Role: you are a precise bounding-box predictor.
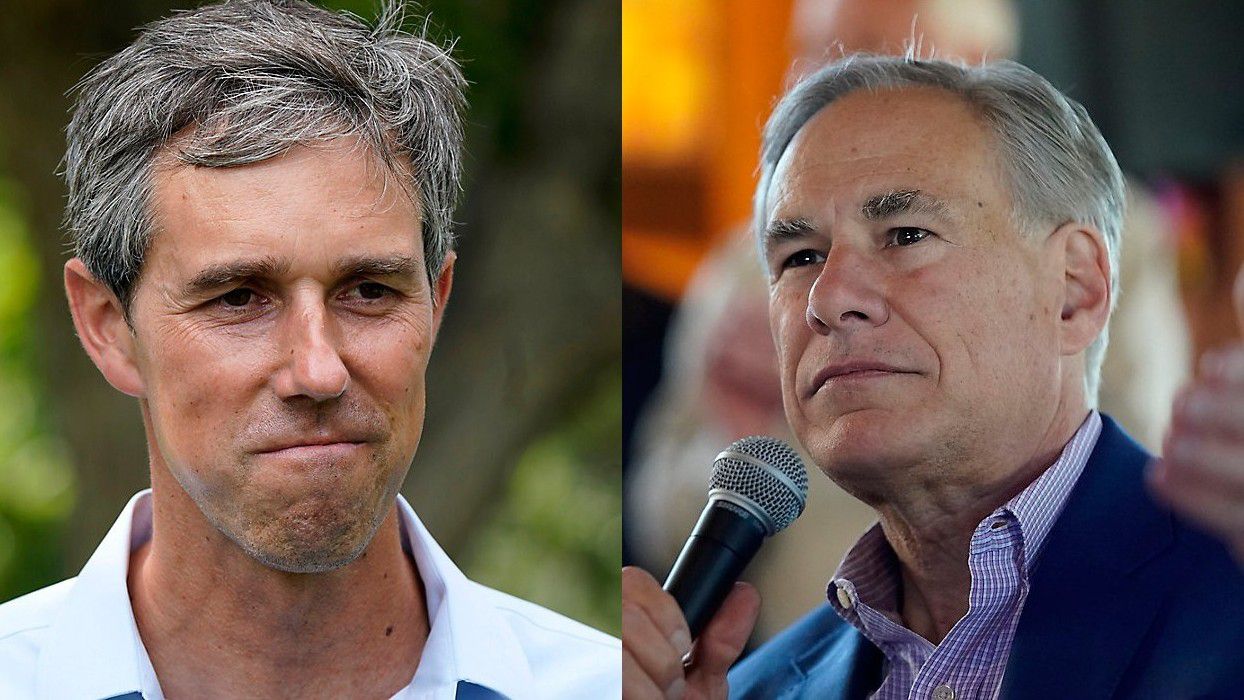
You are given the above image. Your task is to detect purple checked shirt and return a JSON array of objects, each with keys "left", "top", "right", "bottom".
[{"left": 827, "top": 411, "right": 1103, "bottom": 700}]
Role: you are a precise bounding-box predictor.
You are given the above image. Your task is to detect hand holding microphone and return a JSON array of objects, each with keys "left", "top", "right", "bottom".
[{"left": 622, "top": 437, "right": 808, "bottom": 699}]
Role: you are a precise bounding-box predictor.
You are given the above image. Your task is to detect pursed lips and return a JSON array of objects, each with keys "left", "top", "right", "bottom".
[
  {"left": 807, "top": 360, "right": 916, "bottom": 397},
  {"left": 255, "top": 435, "right": 370, "bottom": 455}
]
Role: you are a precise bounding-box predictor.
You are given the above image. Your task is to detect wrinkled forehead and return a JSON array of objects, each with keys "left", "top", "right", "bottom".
[{"left": 763, "top": 87, "right": 1010, "bottom": 224}]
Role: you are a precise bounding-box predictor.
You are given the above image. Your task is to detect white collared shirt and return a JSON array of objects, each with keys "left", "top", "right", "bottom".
[{"left": 0, "top": 491, "right": 620, "bottom": 699}]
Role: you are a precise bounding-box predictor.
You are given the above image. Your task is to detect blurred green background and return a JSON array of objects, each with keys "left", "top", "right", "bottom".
[{"left": 0, "top": 0, "right": 620, "bottom": 635}]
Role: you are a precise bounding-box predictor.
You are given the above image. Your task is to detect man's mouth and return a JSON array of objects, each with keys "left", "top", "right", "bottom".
[
  {"left": 256, "top": 442, "right": 366, "bottom": 459},
  {"left": 808, "top": 360, "right": 915, "bottom": 396}
]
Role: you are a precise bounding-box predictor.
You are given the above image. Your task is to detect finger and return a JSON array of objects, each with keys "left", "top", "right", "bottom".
[
  {"left": 686, "top": 582, "right": 761, "bottom": 694},
  {"left": 1200, "top": 345, "right": 1244, "bottom": 388},
  {"left": 1172, "top": 385, "right": 1244, "bottom": 443},
  {"left": 1163, "top": 434, "right": 1244, "bottom": 500},
  {"left": 622, "top": 600, "right": 688, "bottom": 694},
  {"left": 1149, "top": 458, "right": 1244, "bottom": 542},
  {"left": 624, "top": 647, "right": 675, "bottom": 700},
  {"left": 622, "top": 567, "right": 693, "bottom": 659}
]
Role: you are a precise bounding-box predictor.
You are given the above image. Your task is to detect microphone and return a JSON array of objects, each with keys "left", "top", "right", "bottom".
[{"left": 662, "top": 436, "right": 808, "bottom": 639}]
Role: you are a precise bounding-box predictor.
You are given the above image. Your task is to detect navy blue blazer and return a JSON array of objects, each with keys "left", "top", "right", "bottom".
[{"left": 728, "top": 415, "right": 1244, "bottom": 699}]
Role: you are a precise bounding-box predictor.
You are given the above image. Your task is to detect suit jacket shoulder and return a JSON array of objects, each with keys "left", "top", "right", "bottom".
[
  {"left": 727, "top": 415, "right": 1244, "bottom": 699},
  {"left": 1003, "top": 414, "right": 1244, "bottom": 699}
]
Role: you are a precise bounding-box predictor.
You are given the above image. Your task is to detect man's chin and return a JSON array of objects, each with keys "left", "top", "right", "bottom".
[
  {"left": 245, "top": 539, "right": 369, "bottom": 574},
  {"left": 226, "top": 496, "right": 391, "bottom": 574},
  {"left": 232, "top": 521, "right": 375, "bottom": 574},
  {"left": 800, "top": 409, "right": 924, "bottom": 476},
  {"left": 802, "top": 405, "right": 894, "bottom": 448}
]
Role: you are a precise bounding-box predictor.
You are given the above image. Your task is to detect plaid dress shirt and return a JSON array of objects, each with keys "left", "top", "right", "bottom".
[{"left": 828, "top": 411, "right": 1102, "bottom": 700}]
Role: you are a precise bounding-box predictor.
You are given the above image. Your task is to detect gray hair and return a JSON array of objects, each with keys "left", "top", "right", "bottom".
[
  {"left": 755, "top": 55, "right": 1125, "bottom": 404},
  {"left": 63, "top": 0, "right": 466, "bottom": 312}
]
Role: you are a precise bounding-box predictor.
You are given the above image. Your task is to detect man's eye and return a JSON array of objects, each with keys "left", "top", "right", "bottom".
[
  {"left": 353, "top": 282, "right": 393, "bottom": 301},
  {"left": 781, "top": 249, "right": 826, "bottom": 269},
  {"left": 219, "top": 288, "right": 256, "bottom": 308},
  {"left": 886, "top": 227, "right": 932, "bottom": 247}
]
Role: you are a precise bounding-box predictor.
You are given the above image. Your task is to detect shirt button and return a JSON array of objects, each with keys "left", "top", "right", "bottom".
[
  {"left": 932, "top": 684, "right": 955, "bottom": 700},
  {"left": 835, "top": 582, "right": 854, "bottom": 609},
  {"left": 990, "top": 519, "right": 1007, "bottom": 530}
]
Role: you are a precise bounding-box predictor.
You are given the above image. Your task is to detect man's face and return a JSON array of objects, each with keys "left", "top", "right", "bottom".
[
  {"left": 127, "top": 140, "right": 449, "bottom": 573},
  {"left": 762, "top": 88, "right": 1065, "bottom": 498}
]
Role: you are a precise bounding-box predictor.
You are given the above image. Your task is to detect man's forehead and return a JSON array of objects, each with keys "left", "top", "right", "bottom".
[
  {"left": 765, "top": 161, "right": 966, "bottom": 230},
  {"left": 146, "top": 142, "right": 422, "bottom": 262},
  {"left": 765, "top": 88, "right": 999, "bottom": 221}
]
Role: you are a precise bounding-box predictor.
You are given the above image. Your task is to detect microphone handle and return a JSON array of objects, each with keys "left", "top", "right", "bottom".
[{"left": 662, "top": 499, "right": 766, "bottom": 639}]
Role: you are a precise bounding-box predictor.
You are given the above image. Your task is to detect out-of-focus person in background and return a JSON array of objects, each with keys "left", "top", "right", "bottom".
[
  {"left": 625, "top": 0, "right": 1192, "bottom": 643},
  {"left": 0, "top": 0, "right": 621, "bottom": 697}
]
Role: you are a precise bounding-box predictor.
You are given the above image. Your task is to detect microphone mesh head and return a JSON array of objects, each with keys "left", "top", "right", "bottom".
[{"left": 710, "top": 436, "right": 808, "bottom": 534}]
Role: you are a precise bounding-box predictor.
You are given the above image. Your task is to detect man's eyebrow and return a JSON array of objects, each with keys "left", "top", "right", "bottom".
[
  {"left": 764, "top": 217, "right": 817, "bottom": 245},
  {"left": 330, "top": 254, "right": 421, "bottom": 280},
  {"left": 183, "top": 257, "right": 291, "bottom": 296},
  {"left": 861, "top": 189, "right": 951, "bottom": 221},
  {"left": 181, "top": 254, "right": 421, "bottom": 297}
]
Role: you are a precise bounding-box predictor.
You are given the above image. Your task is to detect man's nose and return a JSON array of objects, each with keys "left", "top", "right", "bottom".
[
  {"left": 273, "top": 300, "right": 349, "bottom": 402},
  {"left": 805, "top": 246, "right": 890, "bottom": 335}
]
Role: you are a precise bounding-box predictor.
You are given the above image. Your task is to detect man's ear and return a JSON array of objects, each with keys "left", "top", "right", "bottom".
[
  {"left": 64, "top": 258, "right": 145, "bottom": 397},
  {"left": 1050, "top": 221, "right": 1112, "bottom": 356},
  {"left": 429, "top": 250, "right": 455, "bottom": 343}
]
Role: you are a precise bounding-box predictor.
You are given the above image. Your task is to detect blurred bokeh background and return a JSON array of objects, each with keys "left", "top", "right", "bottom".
[
  {"left": 0, "top": 0, "right": 620, "bottom": 635},
  {"left": 623, "top": 0, "right": 1243, "bottom": 643}
]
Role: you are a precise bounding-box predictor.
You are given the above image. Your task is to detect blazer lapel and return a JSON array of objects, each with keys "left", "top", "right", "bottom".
[{"left": 1001, "top": 416, "right": 1174, "bottom": 700}]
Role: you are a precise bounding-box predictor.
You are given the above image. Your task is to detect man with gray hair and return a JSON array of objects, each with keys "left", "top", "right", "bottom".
[
  {"left": 0, "top": 1, "right": 618, "bottom": 698},
  {"left": 622, "top": 54, "right": 1244, "bottom": 699}
]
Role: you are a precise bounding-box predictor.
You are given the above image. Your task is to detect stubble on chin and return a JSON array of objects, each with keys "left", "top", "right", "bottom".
[
  {"left": 188, "top": 393, "right": 414, "bottom": 574},
  {"left": 207, "top": 447, "right": 404, "bottom": 575}
]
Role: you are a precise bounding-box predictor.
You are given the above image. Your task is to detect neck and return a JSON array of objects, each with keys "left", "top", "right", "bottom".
[
  {"left": 876, "top": 404, "right": 1090, "bottom": 644},
  {"left": 129, "top": 465, "right": 429, "bottom": 699}
]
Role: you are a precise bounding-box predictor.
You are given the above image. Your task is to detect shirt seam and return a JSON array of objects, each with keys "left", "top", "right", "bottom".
[
  {"left": 488, "top": 603, "right": 618, "bottom": 649},
  {"left": 0, "top": 622, "right": 51, "bottom": 643}
]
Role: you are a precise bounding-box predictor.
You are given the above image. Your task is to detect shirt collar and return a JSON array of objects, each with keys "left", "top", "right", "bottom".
[
  {"left": 1005, "top": 410, "right": 1102, "bottom": 570},
  {"left": 34, "top": 491, "right": 536, "bottom": 700},
  {"left": 829, "top": 410, "right": 1103, "bottom": 618},
  {"left": 35, "top": 491, "right": 152, "bottom": 700},
  {"left": 395, "top": 496, "right": 536, "bottom": 700}
]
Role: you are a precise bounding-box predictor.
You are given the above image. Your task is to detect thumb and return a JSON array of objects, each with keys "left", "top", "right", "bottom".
[{"left": 685, "top": 582, "right": 761, "bottom": 693}]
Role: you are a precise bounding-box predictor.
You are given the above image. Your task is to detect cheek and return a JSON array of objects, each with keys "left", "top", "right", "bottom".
[
  {"left": 915, "top": 258, "right": 1052, "bottom": 388},
  {"left": 144, "top": 328, "right": 267, "bottom": 446},
  {"left": 344, "top": 323, "right": 432, "bottom": 439},
  {"left": 768, "top": 290, "right": 812, "bottom": 413},
  {"left": 768, "top": 293, "right": 801, "bottom": 363}
]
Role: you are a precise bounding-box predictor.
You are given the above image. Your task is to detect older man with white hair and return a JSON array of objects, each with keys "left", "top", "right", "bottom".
[{"left": 622, "top": 54, "right": 1244, "bottom": 699}]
